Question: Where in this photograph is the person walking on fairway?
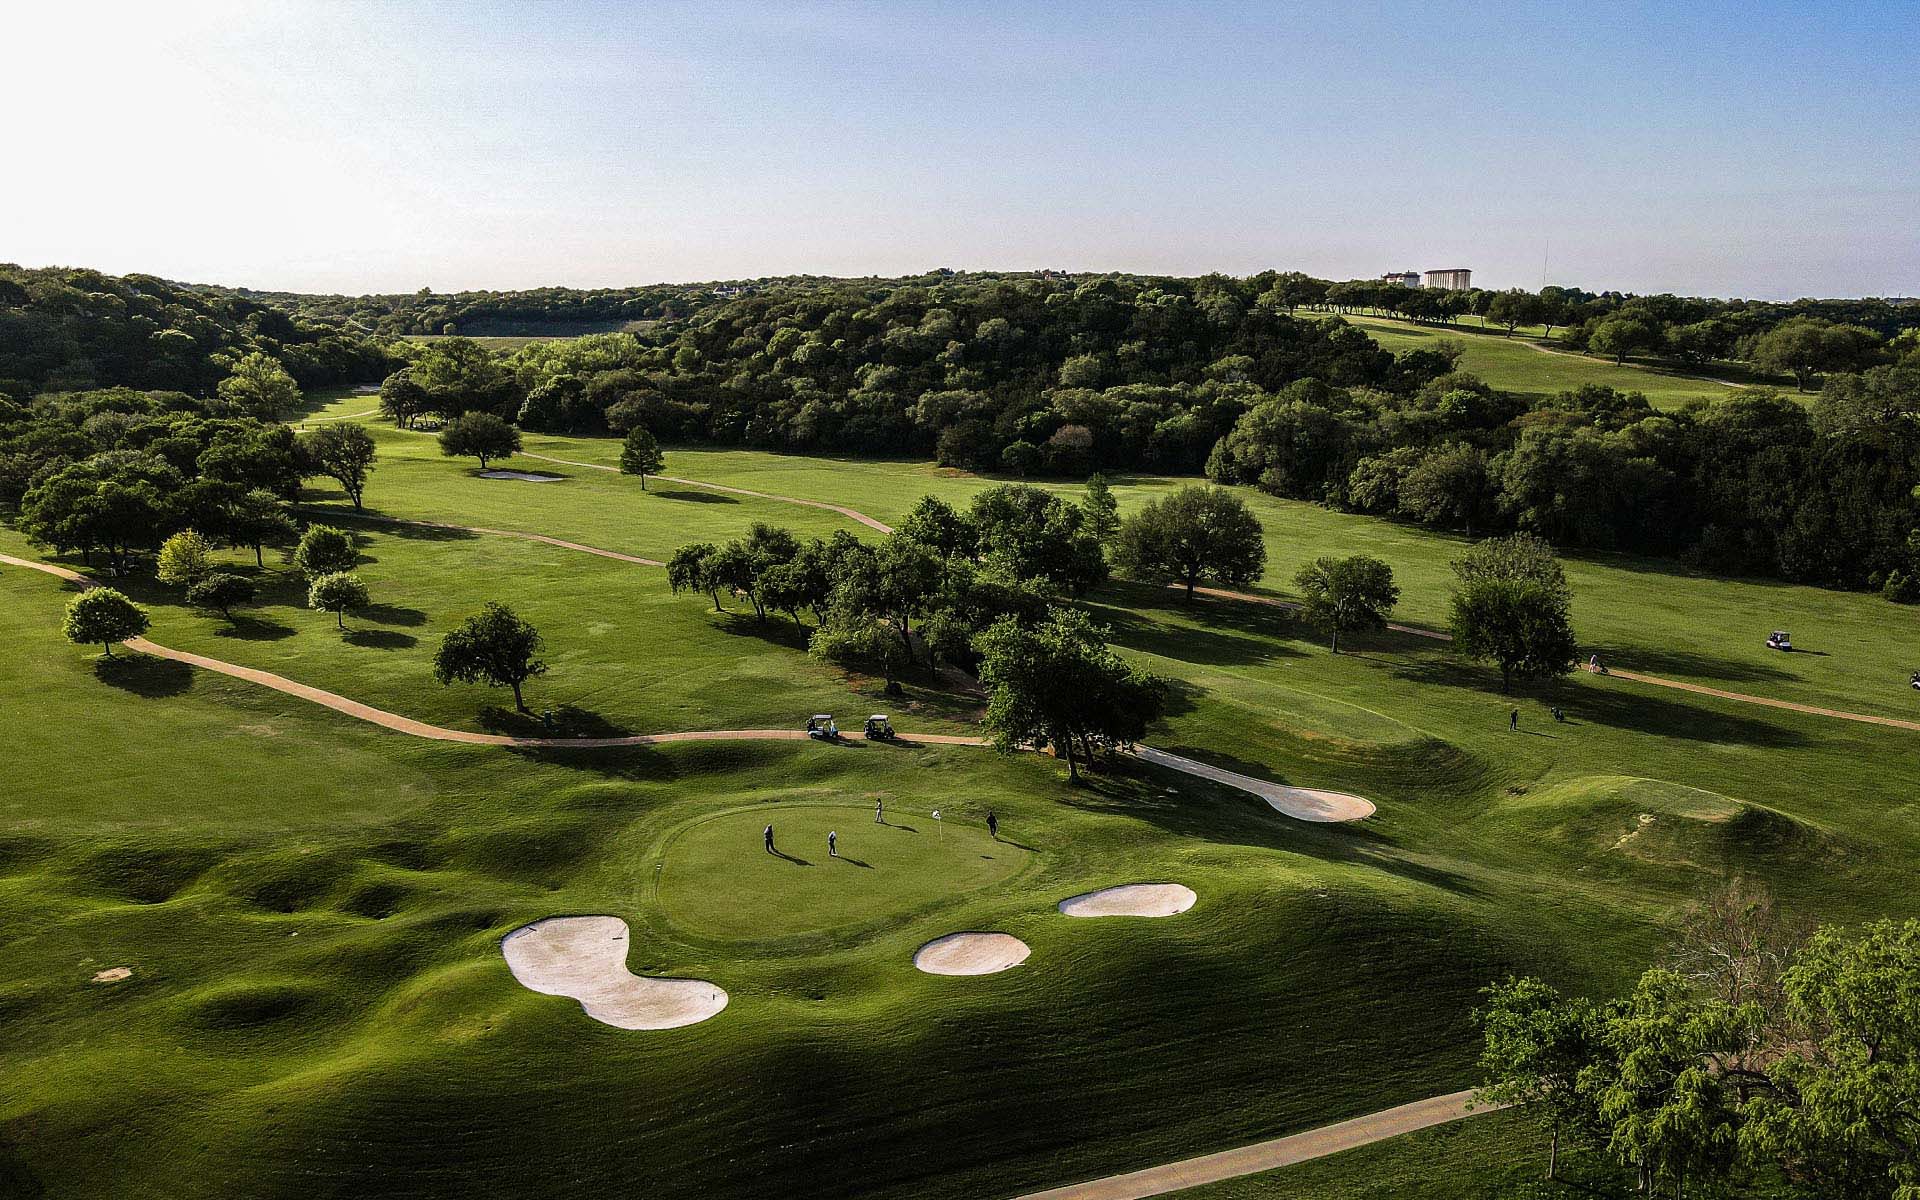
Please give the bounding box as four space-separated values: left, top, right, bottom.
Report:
763 824 775 854
827 830 838 858
987 809 998 840
874 798 884 824
1509 707 1519 732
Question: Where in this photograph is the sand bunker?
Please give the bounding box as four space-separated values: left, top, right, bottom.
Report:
478 469 564 482
501 916 726 1030
1058 883 1196 918
91 967 133 983
1135 747 1375 822
914 932 1030 976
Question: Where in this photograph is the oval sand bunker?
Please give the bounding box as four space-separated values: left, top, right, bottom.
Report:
1135 747 1375 822
1058 882 1196 918
502 916 726 1030
914 932 1030 976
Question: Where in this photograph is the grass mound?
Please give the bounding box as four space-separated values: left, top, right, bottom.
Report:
1500 776 1840 874
184 978 337 1031
335 878 417 920
66 845 222 905
213 850 357 913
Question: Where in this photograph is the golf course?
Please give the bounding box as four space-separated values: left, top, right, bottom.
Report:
7 360 1920 1198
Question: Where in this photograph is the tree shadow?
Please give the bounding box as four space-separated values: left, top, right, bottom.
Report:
655 489 739 504
214 616 297 641
1083 601 1300 669
343 629 418 650
1392 656 1810 748
94 653 193 698
1588 646 1795 685
478 704 634 739
1062 758 1481 896
361 603 427 628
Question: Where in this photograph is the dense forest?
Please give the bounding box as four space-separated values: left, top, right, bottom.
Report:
4 264 1919 595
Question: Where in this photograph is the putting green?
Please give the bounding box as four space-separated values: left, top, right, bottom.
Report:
655 804 1034 941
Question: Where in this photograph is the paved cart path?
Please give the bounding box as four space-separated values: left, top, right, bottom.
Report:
1009 1090 1489 1200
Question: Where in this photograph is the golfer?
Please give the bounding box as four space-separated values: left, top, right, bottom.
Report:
828 830 838 857
987 809 998 840
874 799 884 824
763 824 774 854
1509 707 1519 732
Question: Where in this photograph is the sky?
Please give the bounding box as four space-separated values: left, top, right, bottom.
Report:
5 1 1917 299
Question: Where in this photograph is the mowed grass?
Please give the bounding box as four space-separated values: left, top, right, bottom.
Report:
9 409 1920 1197
1329 311 1764 410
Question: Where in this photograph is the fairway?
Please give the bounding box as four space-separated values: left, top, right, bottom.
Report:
656 803 1033 941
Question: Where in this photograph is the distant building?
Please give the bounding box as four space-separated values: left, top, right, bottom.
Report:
1423 268 1472 291
1380 271 1421 287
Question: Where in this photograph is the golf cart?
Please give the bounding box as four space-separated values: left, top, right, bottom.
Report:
1765 630 1793 652
805 713 839 740
863 714 896 740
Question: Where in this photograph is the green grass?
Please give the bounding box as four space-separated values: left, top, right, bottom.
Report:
1327 312 1770 410
8 411 1920 1198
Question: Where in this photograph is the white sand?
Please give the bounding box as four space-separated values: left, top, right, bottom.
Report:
478 469 564 482
1058 883 1197 918
914 931 1031 976
91 966 133 983
501 916 726 1030
1135 747 1375 822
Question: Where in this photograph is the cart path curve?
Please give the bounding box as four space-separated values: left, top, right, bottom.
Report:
514 450 897 532
1009 1090 1489 1200
292 507 666 567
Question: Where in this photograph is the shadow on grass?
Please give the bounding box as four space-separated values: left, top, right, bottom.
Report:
1085 601 1300 669
342 629 418 650
1593 645 1796 685
1061 756 1481 897
94 652 192 697
1393 657 1810 748
213 615 297 641
479 704 634 740
361 603 427 628
656 489 740 504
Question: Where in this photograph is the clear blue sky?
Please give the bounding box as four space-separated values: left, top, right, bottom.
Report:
7 1 1916 298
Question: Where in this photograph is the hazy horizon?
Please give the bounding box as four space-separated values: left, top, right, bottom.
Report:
8 1 1917 301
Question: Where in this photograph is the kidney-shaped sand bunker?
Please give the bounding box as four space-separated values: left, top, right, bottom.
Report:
1058 882 1197 918
502 915 726 1030
913 931 1031 976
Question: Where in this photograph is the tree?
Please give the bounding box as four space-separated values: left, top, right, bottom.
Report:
1745 919 1920 1199
1293 554 1399 653
968 484 1107 595
62 587 149 656
1447 535 1578 692
438 412 522 469
618 426 665 489
308 571 370 629
974 608 1165 782
433 602 548 711
1398 443 1491 536
1082 473 1120 543
1113 484 1266 601
1474 977 1607 1179
899 495 976 566
810 609 913 695
299 423 377 509
1588 315 1660 365
833 536 942 663
155 529 214 588
187 572 256 622
1751 317 1883 391
226 488 295 568
1000 439 1040 477
294 524 357 579
215 352 300 420
667 541 724 610
1484 290 1543 337
378 368 432 428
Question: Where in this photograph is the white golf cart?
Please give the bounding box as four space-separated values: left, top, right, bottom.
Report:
863 714 896 740
1765 630 1793 652
805 713 839 740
